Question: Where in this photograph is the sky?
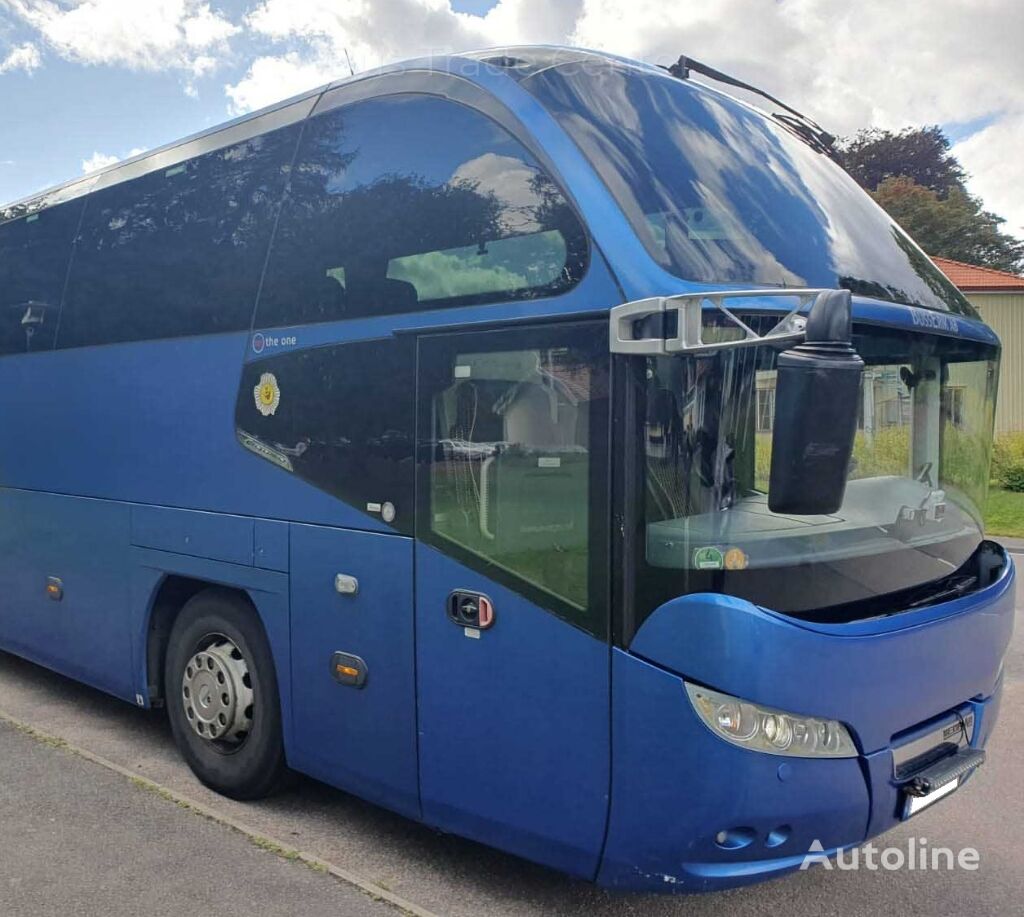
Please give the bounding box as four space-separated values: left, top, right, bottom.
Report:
1 0 1022 244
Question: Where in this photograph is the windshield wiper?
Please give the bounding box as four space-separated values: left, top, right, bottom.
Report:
661 55 837 157
905 574 977 609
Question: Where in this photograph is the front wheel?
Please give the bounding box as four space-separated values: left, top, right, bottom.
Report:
165 588 287 800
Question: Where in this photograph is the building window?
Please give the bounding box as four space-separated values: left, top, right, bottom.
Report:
755 385 775 433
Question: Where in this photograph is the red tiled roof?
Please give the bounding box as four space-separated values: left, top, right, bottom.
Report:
931 256 1024 292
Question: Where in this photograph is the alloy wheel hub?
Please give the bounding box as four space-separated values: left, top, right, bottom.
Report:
181 639 254 744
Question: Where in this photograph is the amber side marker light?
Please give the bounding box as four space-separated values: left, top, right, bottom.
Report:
329 651 368 688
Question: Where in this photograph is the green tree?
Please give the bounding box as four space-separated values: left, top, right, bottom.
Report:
872 176 1024 273
837 126 1024 273
837 126 966 195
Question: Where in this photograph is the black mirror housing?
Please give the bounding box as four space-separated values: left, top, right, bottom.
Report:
768 290 863 515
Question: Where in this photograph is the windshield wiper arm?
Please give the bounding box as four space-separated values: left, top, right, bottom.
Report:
906 574 977 609
662 55 837 157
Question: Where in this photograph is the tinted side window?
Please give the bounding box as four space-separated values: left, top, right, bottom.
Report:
59 125 300 348
419 323 610 638
0 201 83 355
234 337 415 534
255 94 588 329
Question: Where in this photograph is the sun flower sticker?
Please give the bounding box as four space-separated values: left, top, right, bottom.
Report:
254 372 281 417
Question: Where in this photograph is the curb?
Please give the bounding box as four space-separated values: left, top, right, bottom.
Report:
0 709 441 917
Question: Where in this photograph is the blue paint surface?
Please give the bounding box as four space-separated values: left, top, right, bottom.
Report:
288 524 420 819
0 490 134 700
599 559 1014 891
131 504 254 567
599 649 870 891
629 558 1015 753
415 544 610 880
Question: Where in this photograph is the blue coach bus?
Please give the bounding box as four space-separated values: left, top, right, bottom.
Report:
0 47 1015 892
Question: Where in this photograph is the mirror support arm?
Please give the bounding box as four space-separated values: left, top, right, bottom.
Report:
609 287 841 356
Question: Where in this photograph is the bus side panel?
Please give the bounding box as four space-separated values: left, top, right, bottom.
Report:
287 524 419 820
0 337 394 533
0 489 134 701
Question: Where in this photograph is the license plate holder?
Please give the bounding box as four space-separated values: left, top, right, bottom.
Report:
898 746 985 820
901 777 961 819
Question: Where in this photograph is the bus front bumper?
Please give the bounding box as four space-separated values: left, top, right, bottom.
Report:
597 552 1015 893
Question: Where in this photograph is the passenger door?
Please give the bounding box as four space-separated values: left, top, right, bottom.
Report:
415 321 612 879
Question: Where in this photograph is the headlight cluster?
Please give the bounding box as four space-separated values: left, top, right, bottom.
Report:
686 683 857 758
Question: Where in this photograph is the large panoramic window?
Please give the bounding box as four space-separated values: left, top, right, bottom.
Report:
522 58 974 315
636 318 998 621
58 125 300 348
255 94 588 329
0 201 83 355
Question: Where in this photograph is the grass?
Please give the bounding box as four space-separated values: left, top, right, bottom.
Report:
985 487 1024 539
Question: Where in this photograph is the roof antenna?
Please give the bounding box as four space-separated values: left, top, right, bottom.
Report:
344 48 356 76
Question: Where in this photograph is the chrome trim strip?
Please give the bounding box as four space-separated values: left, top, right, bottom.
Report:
892 710 975 773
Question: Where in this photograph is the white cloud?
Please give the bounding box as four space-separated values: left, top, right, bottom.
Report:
955 114 1024 242
228 0 584 110
226 0 1024 238
566 0 1024 136
225 49 339 114
224 0 495 113
81 151 120 173
81 146 146 175
6 0 1024 239
3 0 238 77
0 42 42 74
182 4 238 50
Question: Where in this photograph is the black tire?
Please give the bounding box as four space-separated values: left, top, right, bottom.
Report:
165 588 287 800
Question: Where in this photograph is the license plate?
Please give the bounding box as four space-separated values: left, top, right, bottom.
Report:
902 778 960 819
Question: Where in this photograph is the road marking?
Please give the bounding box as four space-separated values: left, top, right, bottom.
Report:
0 709 441 917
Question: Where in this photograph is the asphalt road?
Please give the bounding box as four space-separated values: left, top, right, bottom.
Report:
0 720 397 917
0 547 1021 917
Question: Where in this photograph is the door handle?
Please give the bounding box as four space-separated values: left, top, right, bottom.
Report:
448 591 495 630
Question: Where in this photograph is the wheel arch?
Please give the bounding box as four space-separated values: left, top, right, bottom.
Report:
143 575 264 706
133 553 292 757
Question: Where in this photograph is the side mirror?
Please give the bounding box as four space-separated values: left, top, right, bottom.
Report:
768 290 863 515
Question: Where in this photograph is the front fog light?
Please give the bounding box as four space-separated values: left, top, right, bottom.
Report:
686 683 857 758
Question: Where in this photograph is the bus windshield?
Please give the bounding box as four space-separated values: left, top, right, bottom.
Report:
521 57 975 315
637 320 999 620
